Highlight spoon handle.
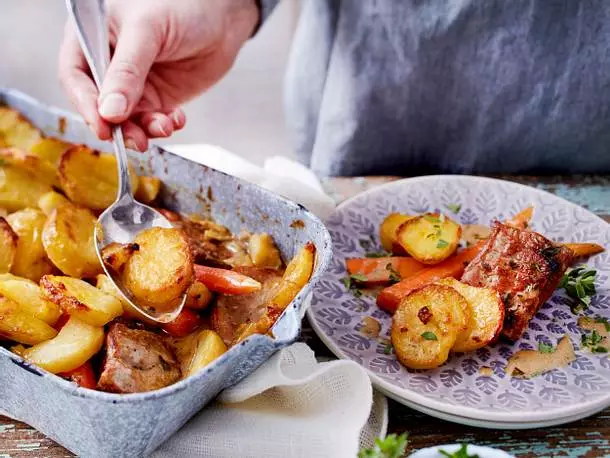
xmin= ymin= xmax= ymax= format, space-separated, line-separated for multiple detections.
xmin=66 ymin=0 xmax=133 ymax=198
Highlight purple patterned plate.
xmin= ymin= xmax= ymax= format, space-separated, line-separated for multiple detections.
xmin=307 ymin=176 xmax=610 ymax=424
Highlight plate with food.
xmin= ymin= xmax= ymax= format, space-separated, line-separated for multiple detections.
xmin=308 ymin=175 xmax=610 ymax=425
xmin=0 ymin=89 xmax=331 ymax=457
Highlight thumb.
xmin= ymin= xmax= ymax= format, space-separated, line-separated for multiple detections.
xmin=97 ymin=25 xmax=160 ymax=123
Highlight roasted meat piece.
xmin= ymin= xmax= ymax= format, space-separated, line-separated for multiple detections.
xmin=174 ymin=218 xmax=234 ymax=266
xmin=212 ymin=267 xmax=283 ymax=345
xmin=461 ymin=222 xmax=572 ymax=340
xmin=98 ymin=322 xmax=181 ymax=393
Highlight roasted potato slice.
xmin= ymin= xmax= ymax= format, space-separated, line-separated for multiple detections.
xmin=40 ymin=275 xmax=123 ymax=326
xmin=0 ymin=217 xmax=18 ymax=273
xmin=122 ymin=227 xmax=194 ymax=313
xmin=42 ymin=203 xmax=102 ymax=278
xmin=58 ymin=145 xmax=139 ymax=210
xmin=0 ymin=273 xmax=61 ymax=325
xmin=0 ymin=163 xmax=53 ymax=212
xmin=380 ymin=213 xmax=412 ymax=254
xmin=248 ymin=233 xmax=282 ymax=269
xmin=95 ymin=274 xmax=155 ymax=324
xmin=38 ymin=191 xmax=70 ymax=216
xmin=101 ymin=242 xmax=140 ymax=273
xmin=437 ymin=278 xmax=504 ymax=352
xmin=185 ymin=281 xmax=213 ymax=310
xmin=22 ymin=316 xmax=104 ymax=374
xmin=0 ymin=148 xmax=59 ymax=188
xmin=396 ymin=214 xmax=461 ymax=264
xmin=0 ymin=107 xmax=42 ymax=150
xmin=30 ymin=138 xmax=70 ymax=167
xmin=134 ymin=176 xmax=161 ymax=204
xmin=270 ymin=241 xmax=315 ymax=310
xmin=0 ymin=296 xmax=57 ymax=345
xmin=185 ymin=330 xmax=227 ymax=377
xmin=7 ymin=209 xmax=55 ymax=282
xmin=391 ymin=284 xmax=467 ymax=369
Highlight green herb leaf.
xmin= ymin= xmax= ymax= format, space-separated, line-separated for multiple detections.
xmin=538 ymin=342 xmax=555 ymax=353
xmin=385 ymin=263 xmax=401 ymax=284
xmin=594 ymin=317 xmax=610 ymax=332
xmin=437 ymin=239 xmax=449 ymax=249
xmin=384 ymin=343 xmax=393 ymax=355
xmin=446 ymin=204 xmax=461 ymax=214
xmin=560 ymin=266 xmax=597 ymax=313
xmin=581 ymin=329 xmax=605 ymax=353
xmin=421 ymin=331 xmax=438 ymax=341
xmin=358 ymin=433 xmax=409 ymax=458
xmin=424 ymin=214 xmax=441 ymax=224
xmin=341 ymin=274 xmax=366 ymax=298
xmin=351 ymin=274 xmax=368 ymax=283
xmin=439 ymin=444 xmax=479 ymax=458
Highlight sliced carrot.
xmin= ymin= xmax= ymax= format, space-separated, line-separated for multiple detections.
xmin=60 ymin=361 xmax=96 ymax=389
xmin=563 ymin=242 xmax=605 ymax=259
xmin=162 ymin=308 xmax=202 ymax=337
xmin=376 ymin=243 xmax=483 ymax=314
xmin=194 ymin=265 xmax=261 ymax=295
xmin=346 ymin=257 xmax=426 ymax=284
xmin=505 ymin=206 xmax=533 ymax=230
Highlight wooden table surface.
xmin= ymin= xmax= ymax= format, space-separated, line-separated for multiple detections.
xmin=2 ymin=175 xmax=609 ymax=458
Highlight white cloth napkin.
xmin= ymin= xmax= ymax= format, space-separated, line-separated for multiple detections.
xmin=151 ymin=144 xmax=384 ymax=458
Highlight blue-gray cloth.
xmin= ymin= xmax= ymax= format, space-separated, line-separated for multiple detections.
xmin=259 ymin=0 xmax=610 ymax=176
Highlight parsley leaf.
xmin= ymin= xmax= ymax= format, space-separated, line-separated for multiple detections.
xmin=341 ymin=274 xmax=367 ymax=298
xmin=446 ymin=204 xmax=461 ymax=214
xmin=538 ymin=342 xmax=554 ymax=353
xmin=421 ymin=331 xmax=438 ymax=341
xmin=358 ymin=433 xmax=408 ymax=458
xmin=559 ymin=266 xmax=597 ymax=313
xmin=581 ymin=330 xmax=607 ymax=353
xmin=439 ymin=444 xmax=479 ymax=458
xmin=386 ymin=263 xmax=401 ymax=284
xmin=437 ymin=239 xmax=449 ymax=249
xmin=384 ymin=343 xmax=393 ymax=355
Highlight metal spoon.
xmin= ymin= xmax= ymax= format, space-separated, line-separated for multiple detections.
xmin=66 ymin=0 xmax=186 ymax=323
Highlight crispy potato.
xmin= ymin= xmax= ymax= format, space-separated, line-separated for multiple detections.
xmin=40 ymin=275 xmax=123 ymax=326
xmin=22 ymin=316 xmax=104 ymax=374
xmin=0 ymin=217 xmax=18 ymax=273
xmin=58 ymin=145 xmax=139 ymax=211
xmin=0 ymin=148 xmax=59 ymax=188
xmin=248 ymin=233 xmax=282 ymax=269
xmin=30 ymin=138 xmax=70 ymax=167
xmin=437 ymin=278 xmax=504 ymax=352
xmin=95 ymin=274 xmax=155 ymax=324
xmin=270 ymin=241 xmax=315 ymax=310
xmin=0 ymin=163 xmax=53 ymax=212
xmin=42 ymin=203 xmax=102 ymax=278
xmin=38 ymin=191 xmax=70 ymax=216
xmin=7 ymin=209 xmax=55 ymax=281
xmin=185 ymin=281 xmax=213 ymax=310
xmin=396 ymin=214 xmax=461 ymax=264
xmin=134 ymin=176 xmax=161 ymax=204
xmin=101 ymin=242 xmax=140 ymax=273
xmin=380 ymin=213 xmax=412 ymax=254
xmin=391 ymin=284 xmax=467 ymax=369
xmin=0 ymin=296 xmax=57 ymax=345
xmin=0 ymin=273 xmax=61 ymax=325
xmin=122 ymin=228 xmax=193 ymax=313
xmin=0 ymin=107 xmax=42 ymax=150
xmin=185 ymin=329 xmax=227 ymax=377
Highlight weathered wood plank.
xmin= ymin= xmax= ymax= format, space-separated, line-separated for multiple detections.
xmin=2 ymin=175 xmax=608 ymax=457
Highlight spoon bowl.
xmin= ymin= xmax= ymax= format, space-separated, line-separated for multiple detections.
xmin=68 ymin=0 xmax=186 ymax=323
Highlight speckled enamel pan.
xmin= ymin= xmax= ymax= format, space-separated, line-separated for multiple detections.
xmin=0 ymin=89 xmax=332 ymax=458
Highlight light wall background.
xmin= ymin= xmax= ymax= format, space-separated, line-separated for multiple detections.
xmin=0 ymin=0 xmax=298 ymax=164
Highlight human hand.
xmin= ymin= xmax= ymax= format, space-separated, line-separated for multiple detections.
xmin=59 ymin=0 xmax=259 ymax=151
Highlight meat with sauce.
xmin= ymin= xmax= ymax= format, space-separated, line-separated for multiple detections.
xmin=461 ymin=222 xmax=572 ymax=341
xmin=98 ymin=322 xmax=181 ymax=393
xmin=212 ymin=267 xmax=283 ymax=345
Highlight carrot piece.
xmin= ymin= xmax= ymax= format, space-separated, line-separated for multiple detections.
xmin=346 ymin=257 xmax=426 ymax=284
xmin=563 ymin=242 xmax=605 ymax=259
xmin=60 ymin=361 xmax=96 ymax=389
xmin=376 ymin=243 xmax=483 ymax=314
xmin=505 ymin=206 xmax=534 ymax=230
xmin=162 ymin=308 xmax=202 ymax=337
xmin=194 ymin=265 xmax=262 ymax=295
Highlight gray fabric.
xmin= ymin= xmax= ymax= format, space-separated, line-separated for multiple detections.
xmin=261 ymin=0 xmax=610 ymax=176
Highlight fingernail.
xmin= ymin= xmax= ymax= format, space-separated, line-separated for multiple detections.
xmin=148 ymin=120 xmax=169 ymax=137
xmin=125 ymin=139 xmax=139 ymax=151
xmin=99 ymin=93 xmax=128 ymax=118
xmin=170 ymin=110 xmax=184 ymax=127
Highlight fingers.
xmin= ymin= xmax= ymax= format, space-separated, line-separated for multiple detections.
xmin=136 ymin=108 xmax=187 ymax=138
xmin=58 ymin=23 xmax=112 ymax=140
xmin=121 ymin=120 xmax=149 ymax=152
xmin=98 ymin=23 xmax=161 ymax=123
